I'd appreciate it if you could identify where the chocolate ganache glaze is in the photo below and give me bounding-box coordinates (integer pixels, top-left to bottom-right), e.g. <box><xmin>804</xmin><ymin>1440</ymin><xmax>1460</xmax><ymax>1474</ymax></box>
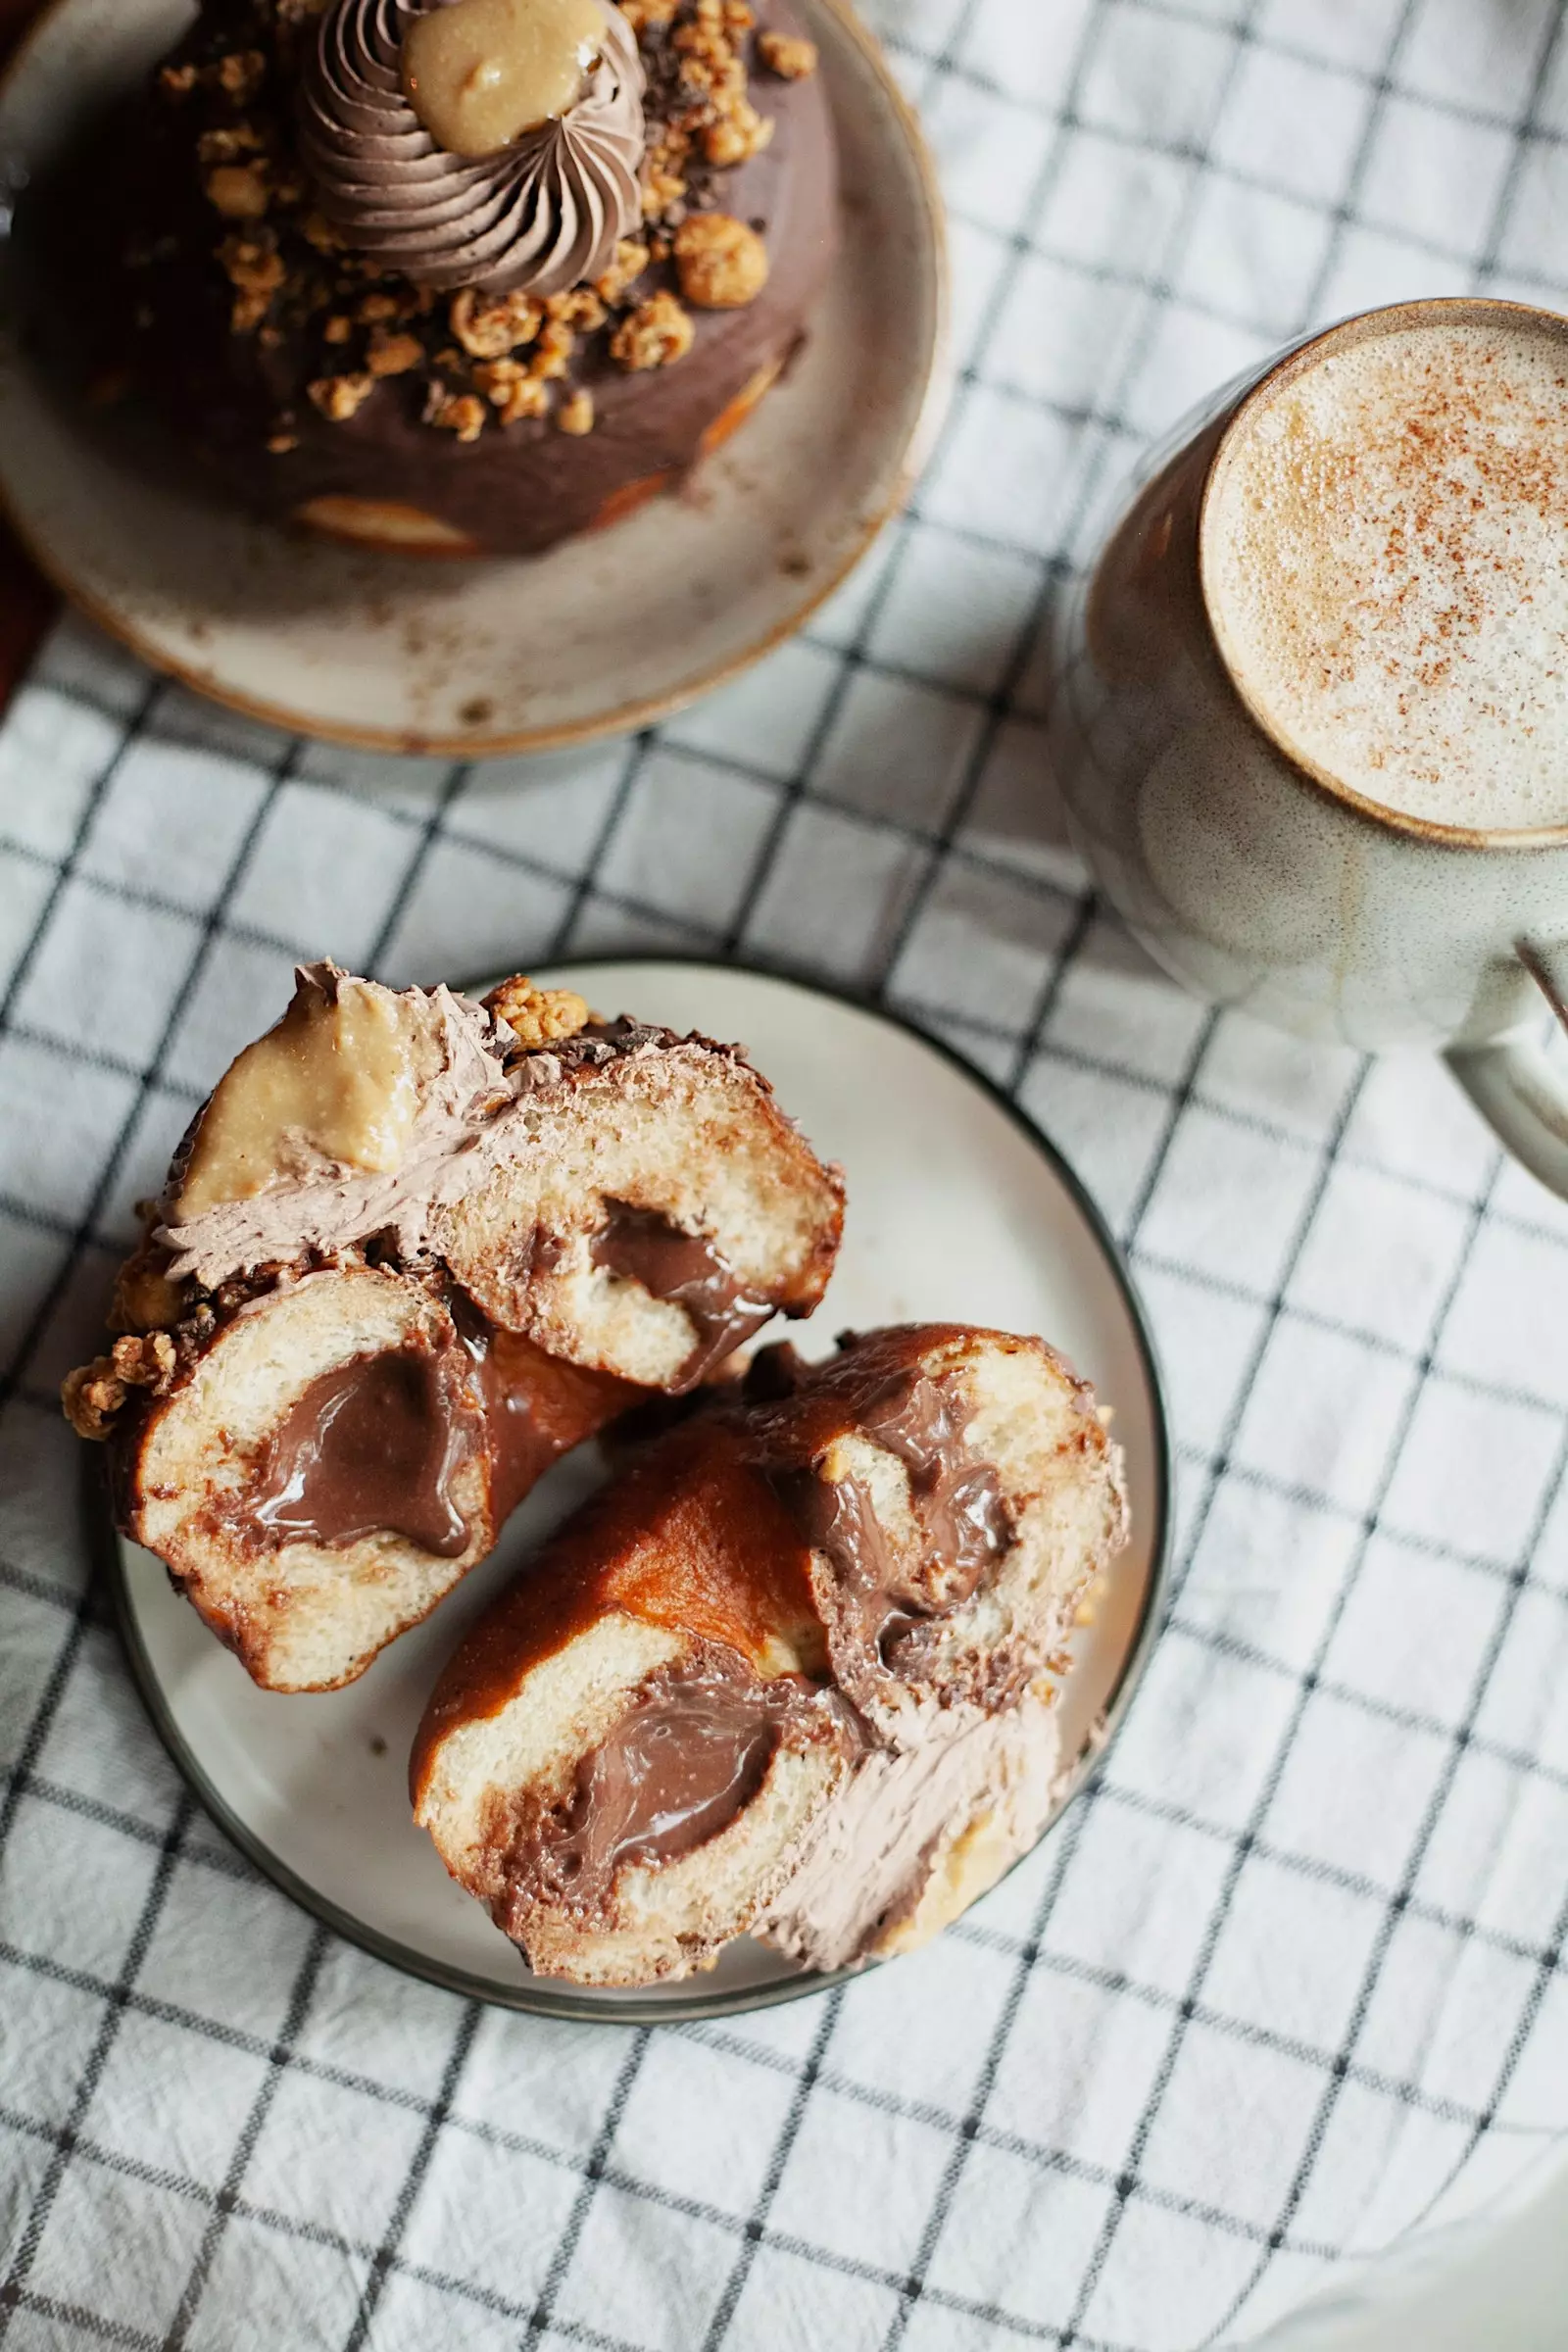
<box><xmin>300</xmin><ymin>0</ymin><xmax>645</xmax><ymax>295</ymax></box>
<box><xmin>591</xmin><ymin>1202</ymin><xmax>774</xmax><ymax>1392</ymax></box>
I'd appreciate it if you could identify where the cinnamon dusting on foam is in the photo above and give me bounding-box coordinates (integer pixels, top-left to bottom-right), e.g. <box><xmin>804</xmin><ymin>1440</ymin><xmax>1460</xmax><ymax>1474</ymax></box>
<box><xmin>1202</xmin><ymin>316</ymin><xmax>1568</xmax><ymax>831</ymax></box>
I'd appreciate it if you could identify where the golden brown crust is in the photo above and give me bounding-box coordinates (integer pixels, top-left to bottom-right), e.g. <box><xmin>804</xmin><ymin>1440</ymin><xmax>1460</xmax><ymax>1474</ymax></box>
<box><xmin>410</xmin><ymin>1416</ymin><xmax>822</xmax><ymax>1805</ymax></box>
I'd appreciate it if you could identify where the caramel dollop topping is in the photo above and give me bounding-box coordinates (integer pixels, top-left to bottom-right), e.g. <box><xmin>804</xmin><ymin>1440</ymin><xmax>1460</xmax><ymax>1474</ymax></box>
<box><xmin>300</xmin><ymin>0</ymin><xmax>646</xmax><ymax>296</ymax></box>
<box><xmin>402</xmin><ymin>0</ymin><xmax>606</xmax><ymax>157</ymax></box>
<box><xmin>177</xmin><ymin>971</ymin><xmax>439</xmax><ymax>1217</ymax></box>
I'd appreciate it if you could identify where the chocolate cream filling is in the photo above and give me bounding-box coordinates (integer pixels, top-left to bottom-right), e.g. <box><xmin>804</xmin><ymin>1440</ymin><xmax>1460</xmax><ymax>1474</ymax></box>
<box><xmin>590</xmin><ymin>1202</ymin><xmax>773</xmax><ymax>1391</ymax></box>
<box><xmin>774</xmin><ymin>1370</ymin><xmax>1014</xmax><ymax>1662</ymax></box>
<box><xmin>225</xmin><ymin>1294</ymin><xmax>627</xmax><ymax>1556</ymax></box>
<box><xmin>513</xmin><ymin>1659</ymin><xmax>838</xmax><ymax>1925</ymax></box>
<box><xmin>237</xmin><ymin>1344</ymin><xmax>475</xmax><ymax>1557</ymax></box>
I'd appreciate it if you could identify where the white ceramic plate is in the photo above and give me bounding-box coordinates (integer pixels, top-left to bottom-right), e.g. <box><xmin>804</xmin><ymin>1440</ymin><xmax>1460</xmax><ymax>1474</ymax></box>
<box><xmin>104</xmin><ymin>961</ymin><xmax>1171</xmax><ymax>2023</ymax></box>
<box><xmin>0</xmin><ymin>0</ymin><xmax>946</xmax><ymax>754</ymax></box>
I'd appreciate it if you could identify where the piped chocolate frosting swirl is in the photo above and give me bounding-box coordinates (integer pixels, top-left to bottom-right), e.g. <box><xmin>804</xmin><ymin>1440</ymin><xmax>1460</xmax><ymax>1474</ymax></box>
<box><xmin>299</xmin><ymin>0</ymin><xmax>646</xmax><ymax>297</ymax></box>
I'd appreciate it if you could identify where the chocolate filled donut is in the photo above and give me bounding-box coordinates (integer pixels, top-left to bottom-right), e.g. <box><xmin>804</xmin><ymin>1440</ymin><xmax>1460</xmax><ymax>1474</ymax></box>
<box><xmin>23</xmin><ymin>0</ymin><xmax>840</xmax><ymax>557</ymax></box>
<box><xmin>62</xmin><ymin>961</ymin><xmax>844</xmax><ymax>1691</ymax></box>
<box><xmin>412</xmin><ymin>1325</ymin><xmax>1129</xmax><ymax>1984</ymax></box>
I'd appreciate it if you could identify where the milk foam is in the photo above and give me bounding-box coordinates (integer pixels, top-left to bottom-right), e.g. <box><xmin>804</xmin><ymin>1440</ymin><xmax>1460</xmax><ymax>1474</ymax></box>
<box><xmin>1201</xmin><ymin>316</ymin><xmax>1568</xmax><ymax>831</ymax></box>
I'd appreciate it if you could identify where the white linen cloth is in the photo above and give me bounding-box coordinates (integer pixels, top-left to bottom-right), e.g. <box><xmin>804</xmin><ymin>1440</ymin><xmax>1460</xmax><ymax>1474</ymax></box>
<box><xmin>3</xmin><ymin>1</ymin><xmax>1568</xmax><ymax>2345</ymax></box>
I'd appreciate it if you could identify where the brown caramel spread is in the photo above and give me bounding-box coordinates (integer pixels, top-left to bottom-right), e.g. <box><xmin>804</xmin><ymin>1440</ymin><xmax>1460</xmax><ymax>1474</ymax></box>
<box><xmin>591</xmin><ymin>1201</ymin><xmax>772</xmax><ymax>1390</ymax></box>
<box><xmin>177</xmin><ymin>974</ymin><xmax>437</xmax><ymax>1217</ymax></box>
<box><xmin>235</xmin><ymin>1344</ymin><xmax>478</xmax><ymax>1557</ymax></box>
<box><xmin>402</xmin><ymin>0</ymin><xmax>607</xmax><ymax>154</ymax></box>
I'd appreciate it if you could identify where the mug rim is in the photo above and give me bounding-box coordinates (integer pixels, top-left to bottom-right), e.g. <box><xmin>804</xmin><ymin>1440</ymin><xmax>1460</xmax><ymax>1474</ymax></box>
<box><xmin>1196</xmin><ymin>294</ymin><xmax>1568</xmax><ymax>854</ymax></box>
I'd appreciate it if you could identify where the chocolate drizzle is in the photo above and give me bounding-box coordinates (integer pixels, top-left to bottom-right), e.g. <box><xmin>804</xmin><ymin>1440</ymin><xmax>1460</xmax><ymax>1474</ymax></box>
<box><xmin>300</xmin><ymin>0</ymin><xmax>646</xmax><ymax>295</ymax></box>
<box><xmin>236</xmin><ymin>1344</ymin><xmax>478</xmax><ymax>1557</ymax></box>
<box><xmin>591</xmin><ymin>1202</ymin><xmax>774</xmax><ymax>1392</ymax></box>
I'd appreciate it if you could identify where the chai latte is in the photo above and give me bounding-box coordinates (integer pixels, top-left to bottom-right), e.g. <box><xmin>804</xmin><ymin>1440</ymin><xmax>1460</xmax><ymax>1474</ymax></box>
<box><xmin>1200</xmin><ymin>311</ymin><xmax>1568</xmax><ymax>832</ymax></box>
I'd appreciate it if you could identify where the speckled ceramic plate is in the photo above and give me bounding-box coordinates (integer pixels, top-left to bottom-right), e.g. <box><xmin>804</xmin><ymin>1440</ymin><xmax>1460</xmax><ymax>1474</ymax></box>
<box><xmin>0</xmin><ymin>0</ymin><xmax>946</xmax><ymax>754</ymax></box>
<box><xmin>101</xmin><ymin>960</ymin><xmax>1171</xmax><ymax>2023</ymax></box>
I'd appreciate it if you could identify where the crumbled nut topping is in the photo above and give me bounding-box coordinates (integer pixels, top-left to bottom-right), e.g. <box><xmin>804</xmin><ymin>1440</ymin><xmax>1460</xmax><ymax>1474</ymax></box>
<box><xmin>472</xmin><ymin>359</ymin><xmax>552</xmax><ymax>422</ymax></box>
<box><xmin>450</xmin><ymin>287</ymin><xmax>543</xmax><ymax>358</ymax></box>
<box><xmin>424</xmin><ymin>385</ymin><xmax>487</xmax><ymax>440</ymax></box>
<box><xmin>496</xmin><ymin>375</ymin><xmax>553</xmax><ymax>423</ymax></box>
<box><xmin>611</xmin><ymin>287</ymin><xmax>695</xmax><ymax>369</ymax></box>
<box><xmin>545</xmin><ymin>287</ymin><xmax>607</xmax><ymax>332</ymax></box>
<box><xmin>758</xmin><ymin>29</ymin><xmax>817</xmax><ymax>76</ymax></box>
<box><xmin>530</xmin><ymin>319</ymin><xmax>576</xmax><ymax>380</ymax></box>
<box><xmin>218</xmin><ymin>231</ymin><xmax>284</xmax><ymax>331</ymax></box>
<box><xmin>704</xmin><ymin>99</ymin><xmax>772</xmax><ymax>167</ymax></box>
<box><xmin>673</xmin><ymin>212</ymin><xmax>768</xmax><ymax>308</ymax></box>
<box><xmin>485</xmin><ymin>977</ymin><xmax>591</xmax><ymax>1048</ymax></box>
<box><xmin>130</xmin><ymin>0</ymin><xmax>794</xmax><ymax>441</ymax></box>
<box><xmin>367</xmin><ymin>328</ymin><xmax>424</xmax><ymax>377</ymax></box>
<box><xmin>595</xmin><ymin>237</ymin><xmax>651</xmax><ymax>305</ymax></box>
<box><xmin>216</xmin><ymin>48</ymin><xmax>267</xmax><ymax>101</ymax></box>
<box><xmin>205</xmin><ymin>160</ymin><xmax>270</xmax><ymax>219</ymax></box>
<box><xmin>198</xmin><ymin>123</ymin><xmax>264</xmax><ymax>165</ymax></box>
<box><xmin>111</xmin><ymin>1250</ymin><xmax>189</xmax><ymax>1334</ymax></box>
<box><xmin>308</xmin><ymin>369</ymin><xmax>374</xmax><ymax>420</ymax></box>
<box><xmin>61</xmin><ymin>1332</ymin><xmax>179</xmax><ymax>1441</ymax></box>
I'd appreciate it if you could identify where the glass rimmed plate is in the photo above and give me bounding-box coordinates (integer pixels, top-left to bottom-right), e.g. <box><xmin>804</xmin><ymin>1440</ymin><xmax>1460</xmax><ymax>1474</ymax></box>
<box><xmin>101</xmin><ymin>959</ymin><xmax>1172</xmax><ymax>2023</ymax></box>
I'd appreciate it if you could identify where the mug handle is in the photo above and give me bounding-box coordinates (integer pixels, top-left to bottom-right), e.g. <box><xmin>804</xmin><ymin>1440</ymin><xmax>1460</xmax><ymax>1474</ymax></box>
<box><xmin>1446</xmin><ymin>940</ymin><xmax>1568</xmax><ymax>1199</ymax></box>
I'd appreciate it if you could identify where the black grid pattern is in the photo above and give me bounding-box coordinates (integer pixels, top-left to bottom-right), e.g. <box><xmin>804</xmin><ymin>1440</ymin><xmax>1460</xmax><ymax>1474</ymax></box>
<box><xmin>4</xmin><ymin>0</ymin><xmax>1568</xmax><ymax>2343</ymax></box>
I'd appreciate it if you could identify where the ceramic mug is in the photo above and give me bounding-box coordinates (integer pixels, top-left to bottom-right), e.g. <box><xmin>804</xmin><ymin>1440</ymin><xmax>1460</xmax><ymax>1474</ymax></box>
<box><xmin>1049</xmin><ymin>296</ymin><xmax>1568</xmax><ymax>1200</ymax></box>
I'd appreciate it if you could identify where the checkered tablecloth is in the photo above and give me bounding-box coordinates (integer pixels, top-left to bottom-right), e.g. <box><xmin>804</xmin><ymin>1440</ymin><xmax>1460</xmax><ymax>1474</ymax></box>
<box><xmin>5</xmin><ymin>1</ymin><xmax>1568</xmax><ymax>2345</ymax></box>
